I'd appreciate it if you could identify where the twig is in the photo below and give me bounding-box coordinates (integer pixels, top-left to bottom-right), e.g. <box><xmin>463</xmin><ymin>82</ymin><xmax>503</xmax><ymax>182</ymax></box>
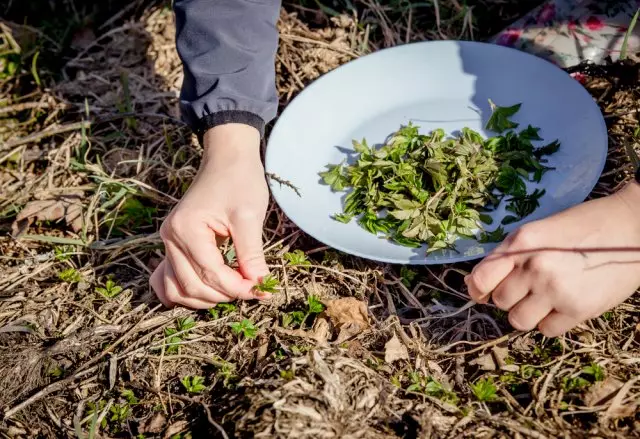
<box><xmin>266</xmin><ymin>172</ymin><xmax>302</xmax><ymax>197</ymax></box>
<box><xmin>1</xmin><ymin>121</ymin><xmax>91</xmax><ymax>151</ymax></box>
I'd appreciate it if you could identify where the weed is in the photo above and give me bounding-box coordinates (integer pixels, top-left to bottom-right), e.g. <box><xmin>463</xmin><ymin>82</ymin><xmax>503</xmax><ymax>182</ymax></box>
<box><xmin>307</xmin><ymin>295</ymin><xmax>325</xmax><ymax>314</ymax></box>
<box><xmin>407</xmin><ymin>372</ymin><xmax>459</xmax><ymax>404</ymax></box>
<box><xmin>601</xmin><ymin>311</ymin><xmax>613</xmax><ymax>321</ymax></box>
<box><xmin>400</xmin><ymin>266</ymin><xmax>417</xmax><ymax>287</ymax></box>
<box><xmin>208</xmin><ymin>303</ymin><xmax>237</xmax><ymax>319</ymax></box>
<box><xmin>48</xmin><ymin>365</ymin><xmax>64</xmax><ymax>378</ymax></box>
<box><xmin>230</xmin><ymin>319</ymin><xmax>258</xmax><ymax>340</ymax></box>
<box><xmin>471</xmin><ymin>377</ymin><xmax>499</xmax><ymax>402</ymax></box>
<box><xmin>215</xmin><ymin>359</ymin><xmax>238</xmax><ymax>388</ymax></box>
<box><xmin>282</xmin><ymin>311</ymin><xmax>305</xmax><ymax>328</ymax></box>
<box><xmin>280</xmin><ymin>369</ymin><xmax>295</xmax><ymax>380</ymax></box>
<box><xmin>96</xmin><ymin>277</ymin><xmax>123</xmax><ymax>299</ymax></box>
<box><xmin>113</xmin><ymin>197</ymin><xmax>156</xmax><ymax>231</ymax></box>
<box><xmin>181</xmin><ymin>375</ymin><xmax>206</xmax><ymax>394</ymax></box>
<box><xmin>255</xmin><ymin>274</ymin><xmax>279</xmax><ymax>293</ymax></box>
<box><xmin>163</xmin><ymin>317</ymin><xmax>196</xmax><ymax>354</ymax></box>
<box><xmin>562</xmin><ymin>376</ymin><xmax>590</xmax><ymax>393</ymax></box>
<box><xmin>109</xmin><ymin>403</ymin><xmax>131</xmax><ymax>426</ymax></box>
<box><xmin>86</xmin><ymin>400</ymin><xmax>107</xmax><ymax>429</ymax></box>
<box><xmin>58</xmin><ymin>267</ymin><xmax>81</xmax><ymax>283</ymax></box>
<box><xmin>582</xmin><ymin>363</ymin><xmax>605</xmax><ymax>382</ymax></box>
<box><xmin>54</xmin><ymin>245</ymin><xmax>75</xmax><ymax>261</ymax></box>
<box><xmin>121</xmin><ymin>389</ymin><xmax>138</xmax><ymax>405</ymax></box>
<box><xmin>283</xmin><ymin>249</ymin><xmax>311</xmax><ymax>267</ymax></box>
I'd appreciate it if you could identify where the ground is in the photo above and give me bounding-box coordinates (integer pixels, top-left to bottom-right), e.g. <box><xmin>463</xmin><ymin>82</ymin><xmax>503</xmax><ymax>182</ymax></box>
<box><xmin>0</xmin><ymin>1</ymin><xmax>639</xmax><ymax>438</ymax></box>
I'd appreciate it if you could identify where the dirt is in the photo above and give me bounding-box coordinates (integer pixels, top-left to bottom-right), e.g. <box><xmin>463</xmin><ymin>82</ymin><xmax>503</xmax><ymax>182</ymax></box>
<box><xmin>1</xmin><ymin>1</ymin><xmax>639</xmax><ymax>438</ymax></box>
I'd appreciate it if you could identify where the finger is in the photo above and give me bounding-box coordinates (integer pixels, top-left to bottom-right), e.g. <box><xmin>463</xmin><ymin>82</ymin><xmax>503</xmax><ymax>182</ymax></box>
<box><xmin>163</xmin><ymin>260</ymin><xmax>226</xmax><ymax>309</ymax></box>
<box><xmin>538</xmin><ymin>312</ymin><xmax>578</xmax><ymax>337</ymax></box>
<box><xmin>508</xmin><ymin>294</ymin><xmax>553</xmax><ymax>331</ymax></box>
<box><xmin>491</xmin><ymin>267</ymin><xmax>531</xmax><ymax>311</ymax></box>
<box><xmin>466</xmin><ymin>241</ymin><xmax>517</xmax><ymax>302</ymax></box>
<box><xmin>150</xmin><ymin>260</ymin><xmax>172</xmax><ymax>308</ymax></box>
<box><xmin>165</xmin><ymin>240</ymin><xmax>260</xmax><ymax>302</ymax></box>
<box><xmin>172</xmin><ymin>226</ymin><xmax>261</xmax><ymax>299</ymax></box>
<box><xmin>229</xmin><ymin>212</ymin><xmax>269</xmax><ymax>281</ymax></box>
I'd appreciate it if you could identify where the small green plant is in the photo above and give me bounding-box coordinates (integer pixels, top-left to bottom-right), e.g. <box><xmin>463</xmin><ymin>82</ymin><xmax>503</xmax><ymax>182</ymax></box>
<box><xmin>113</xmin><ymin>197</ymin><xmax>156</xmax><ymax>231</ymax></box>
<box><xmin>400</xmin><ymin>266</ymin><xmax>417</xmax><ymax>288</ymax></box>
<box><xmin>282</xmin><ymin>296</ymin><xmax>325</xmax><ymax>329</ymax></box>
<box><xmin>283</xmin><ymin>249</ymin><xmax>311</xmax><ymax>267</ymax></box>
<box><xmin>582</xmin><ymin>363</ymin><xmax>605</xmax><ymax>382</ymax></box>
<box><xmin>48</xmin><ymin>365</ymin><xmax>65</xmax><ymax>378</ymax></box>
<box><xmin>471</xmin><ymin>377</ymin><xmax>499</xmax><ymax>402</ymax></box>
<box><xmin>407</xmin><ymin>372</ymin><xmax>459</xmax><ymax>404</ymax></box>
<box><xmin>86</xmin><ymin>400</ymin><xmax>108</xmax><ymax>429</ymax></box>
<box><xmin>208</xmin><ymin>303</ymin><xmax>236</xmax><ymax>319</ymax></box>
<box><xmin>163</xmin><ymin>317</ymin><xmax>196</xmax><ymax>354</ymax></box>
<box><xmin>181</xmin><ymin>375</ymin><xmax>206</xmax><ymax>394</ymax></box>
<box><xmin>121</xmin><ymin>389</ymin><xmax>138</xmax><ymax>405</ymax></box>
<box><xmin>176</xmin><ymin>317</ymin><xmax>196</xmax><ymax>332</ymax></box>
<box><xmin>280</xmin><ymin>369</ymin><xmax>295</xmax><ymax>380</ymax></box>
<box><xmin>230</xmin><ymin>319</ymin><xmax>258</xmax><ymax>339</ymax></box>
<box><xmin>58</xmin><ymin>267</ymin><xmax>82</xmax><ymax>283</ymax></box>
<box><xmin>620</xmin><ymin>8</ymin><xmax>639</xmax><ymax>60</ymax></box>
<box><xmin>96</xmin><ymin>277</ymin><xmax>123</xmax><ymax>299</ymax></box>
<box><xmin>282</xmin><ymin>311</ymin><xmax>305</xmax><ymax>328</ymax></box>
<box><xmin>215</xmin><ymin>359</ymin><xmax>238</xmax><ymax>388</ymax></box>
<box><xmin>54</xmin><ymin>245</ymin><xmax>75</xmax><ymax>261</ymax></box>
<box><xmin>109</xmin><ymin>403</ymin><xmax>131</xmax><ymax>425</ymax></box>
<box><xmin>601</xmin><ymin>311</ymin><xmax>613</xmax><ymax>321</ymax></box>
<box><xmin>562</xmin><ymin>376</ymin><xmax>590</xmax><ymax>393</ymax></box>
<box><xmin>255</xmin><ymin>274</ymin><xmax>279</xmax><ymax>293</ymax></box>
<box><xmin>307</xmin><ymin>295</ymin><xmax>325</xmax><ymax>314</ymax></box>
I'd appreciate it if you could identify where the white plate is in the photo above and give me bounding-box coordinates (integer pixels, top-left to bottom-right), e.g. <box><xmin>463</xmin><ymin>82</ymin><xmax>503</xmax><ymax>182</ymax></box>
<box><xmin>265</xmin><ymin>41</ymin><xmax>607</xmax><ymax>265</ymax></box>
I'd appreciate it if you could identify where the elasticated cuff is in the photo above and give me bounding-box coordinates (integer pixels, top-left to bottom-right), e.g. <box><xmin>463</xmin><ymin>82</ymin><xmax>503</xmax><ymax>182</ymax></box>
<box><xmin>195</xmin><ymin>110</ymin><xmax>266</xmax><ymax>145</ymax></box>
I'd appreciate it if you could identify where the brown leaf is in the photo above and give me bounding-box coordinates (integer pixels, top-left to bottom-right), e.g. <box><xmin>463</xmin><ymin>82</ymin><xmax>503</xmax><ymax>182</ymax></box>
<box><xmin>469</xmin><ymin>353</ymin><xmax>496</xmax><ymax>371</ymax></box>
<box><xmin>163</xmin><ymin>420</ymin><xmax>189</xmax><ymax>439</ymax></box>
<box><xmin>322</xmin><ymin>297</ymin><xmax>370</xmax><ymax>342</ymax></box>
<box><xmin>139</xmin><ymin>413</ymin><xmax>167</xmax><ymax>434</ymax></box>
<box><xmin>11</xmin><ymin>195</ymin><xmax>85</xmax><ymax>236</ymax></box>
<box><xmin>585</xmin><ymin>376</ymin><xmax>624</xmax><ymax>407</ymax></box>
<box><xmin>311</xmin><ymin>316</ymin><xmax>331</xmax><ymax>346</ymax></box>
<box><xmin>384</xmin><ymin>333</ymin><xmax>409</xmax><ymax>364</ymax></box>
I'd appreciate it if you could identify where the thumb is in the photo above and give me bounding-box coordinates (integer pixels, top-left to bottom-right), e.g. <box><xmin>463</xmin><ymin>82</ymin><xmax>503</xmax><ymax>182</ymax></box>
<box><xmin>230</xmin><ymin>213</ymin><xmax>269</xmax><ymax>282</ymax></box>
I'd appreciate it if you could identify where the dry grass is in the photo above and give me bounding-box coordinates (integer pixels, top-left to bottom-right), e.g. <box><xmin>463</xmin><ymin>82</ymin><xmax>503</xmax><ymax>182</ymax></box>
<box><xmin>0</xmin><ymin>1</ymin><xmax>639</xmax><ymax>438</ymax></box>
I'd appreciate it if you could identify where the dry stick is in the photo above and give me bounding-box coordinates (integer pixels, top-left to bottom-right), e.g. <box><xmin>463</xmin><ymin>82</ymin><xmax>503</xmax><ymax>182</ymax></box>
<box><xmin>1</xmin><ymin>121</ymin><xmax>91</xmax><ymax>151</ymax></box>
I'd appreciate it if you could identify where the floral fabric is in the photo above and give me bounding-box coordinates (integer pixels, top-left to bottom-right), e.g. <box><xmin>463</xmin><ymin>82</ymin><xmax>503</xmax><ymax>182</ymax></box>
<box><xmin>491</xmin><ymin>0</ymin><xmax>640</xmax><ymax>68</ymax></box>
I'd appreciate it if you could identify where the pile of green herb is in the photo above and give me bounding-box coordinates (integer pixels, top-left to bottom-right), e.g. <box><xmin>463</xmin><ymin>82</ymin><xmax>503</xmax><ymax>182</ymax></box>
<box><xmin>319</xmin><ymin>101</ymin><xmax>560</xmax><ymax>253</ymax></box>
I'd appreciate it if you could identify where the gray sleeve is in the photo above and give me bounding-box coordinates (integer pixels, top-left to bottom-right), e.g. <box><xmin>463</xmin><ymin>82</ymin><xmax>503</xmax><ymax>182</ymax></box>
<box><xmin>174</xmin><ymin>0</ymin><xmax>281</xmax><ymax>140</ymax></box>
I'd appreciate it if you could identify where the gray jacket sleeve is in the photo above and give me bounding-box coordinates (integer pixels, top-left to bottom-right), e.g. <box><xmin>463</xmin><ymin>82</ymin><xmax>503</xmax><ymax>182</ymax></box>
<box><xmin>174</xmin><ymin>0</ymin><xmax>281</xmax><ymax>140</ymax></box>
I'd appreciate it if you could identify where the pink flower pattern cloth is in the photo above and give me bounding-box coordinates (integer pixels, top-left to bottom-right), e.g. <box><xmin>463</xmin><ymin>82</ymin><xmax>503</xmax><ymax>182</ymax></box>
<box><xmin>491</xmin><ymin>0</ymin><xmax>640</xmax><ymax>68</ymax></box>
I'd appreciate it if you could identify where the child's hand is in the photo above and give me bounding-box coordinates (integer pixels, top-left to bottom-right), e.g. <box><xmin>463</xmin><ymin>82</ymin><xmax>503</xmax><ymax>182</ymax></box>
<box><xmin>465</xmin><ymin>182</ymin><xmax>640</xmax><ymax>337</ymax></box>
<box><xmin>150</xmin><ymin>124</ymin><xmax>270</xmax><ymax>308</ymax></box>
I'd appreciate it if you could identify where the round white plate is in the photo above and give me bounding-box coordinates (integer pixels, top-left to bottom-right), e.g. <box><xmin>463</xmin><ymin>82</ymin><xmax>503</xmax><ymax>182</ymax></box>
<box><xmin>265</xmin><ymin>41</ymin><xmax>607</xmax><ymax>265</ymax></box>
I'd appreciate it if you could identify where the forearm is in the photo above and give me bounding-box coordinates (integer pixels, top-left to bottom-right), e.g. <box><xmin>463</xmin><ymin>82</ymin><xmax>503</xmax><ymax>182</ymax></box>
<box><xmin>174</xmin><ymin>0</ymin><xmax>281</xmax><ymax>140</ymax></box>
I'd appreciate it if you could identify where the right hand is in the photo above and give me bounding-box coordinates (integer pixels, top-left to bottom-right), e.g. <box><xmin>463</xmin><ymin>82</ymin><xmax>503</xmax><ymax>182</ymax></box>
<box><xmin>150</xmin><ymin>124</ymin><xmax>271</xmax><ymax>308</ymax></box>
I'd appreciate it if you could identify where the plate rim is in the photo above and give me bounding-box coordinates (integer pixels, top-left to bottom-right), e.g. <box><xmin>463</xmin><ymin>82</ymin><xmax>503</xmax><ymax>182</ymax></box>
<box><xmin>265</xmin><ymin>40</ymin><xmax>608</xmax><ymax>265</ymax></box>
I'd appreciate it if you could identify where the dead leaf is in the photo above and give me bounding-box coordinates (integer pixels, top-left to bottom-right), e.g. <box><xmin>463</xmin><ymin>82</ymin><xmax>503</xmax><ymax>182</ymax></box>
<box><xmin>311</xmin><ymin>316</ymin><xmax>331</xmax><ymax>346</ymax></box>
<box><xmin>603</xmin><ymin>377</ymin><xmax>640</xmax><ymax>420</ymax></box>
<box><xmin>11</xmin><ymin>194</ymin><xmax>85</xmax><ymax>236</ymax></box>
<box><xmin>384</xmin><ymin>333</ymin><xmax>409</xmax><ymax>364</ymax></box>
<box><xmin>139</xmin><ymin>413</ymin><xmax>167</xmax><ymax>434</ymax></box>
<box><xmin>586</xmin><ymin>376</ymin><xmax>624</xmax><ymax>407</ymax></box>
<box><xmin>469</xmin><ymin>353</ymin><xmax>496</xmax><ymax>371</ymax></box>
<box><xmin>322</xmin><ymin>297</ymin><xmax>369</xmax><ymax>342</ymax></box>
<box><xmin>163</xmin><ymin>420</ymin><xmax>189</xmax><ymax>439</ymax></box>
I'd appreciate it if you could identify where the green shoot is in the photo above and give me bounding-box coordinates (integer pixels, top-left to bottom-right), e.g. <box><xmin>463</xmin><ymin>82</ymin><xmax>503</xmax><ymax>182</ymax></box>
<box><xmin>58</xmin><ymin>268</ymin><xmax>82</xmax><ymax>283</ymax></box>
<box><xmin>229</xmin><ymin>319</ymin><xmax>258</xmax><ymax>340</ymax></box>
<box><xmin>255</xmin><ymin>275</ymin><xmax>279</xmax><ymax>294</ymax></box>
<box><xmin>283</xmin><ymin>249</ymin><xmax>311</xmax><ymax>267</ymax></box>
<box><xmin>208</xmin><ymin>303</ymin><xmax>237</xmax><ymax>319</ymax></box>
<box><xmin>471</xmin><ymin>377</ymin><xmax>499</xmax><ymax>402</ymax></box>
<box><xmin>181</xmin><ymin>375</ymin><xmax>206</xmax><ymax>394</ymax></box>
<box><xmin>96</xmin><ymin>278</ymin><xmax>123</xmax><ymax>299</ymax></box>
